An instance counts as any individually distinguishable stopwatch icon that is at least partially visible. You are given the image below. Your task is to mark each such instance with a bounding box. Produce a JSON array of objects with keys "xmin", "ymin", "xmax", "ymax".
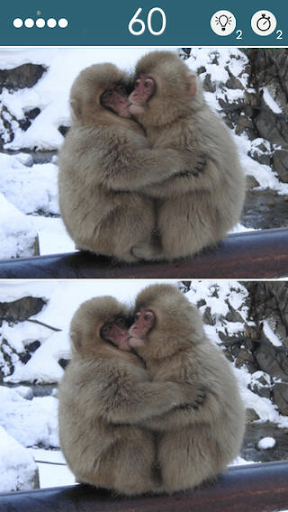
[
  {"xmin": 256, "ymin": 13, "xmax": 271, "ymax": 32},
  {"xmin": 251, "ymin": 10, "xmax": 276, "ymax": 36}
]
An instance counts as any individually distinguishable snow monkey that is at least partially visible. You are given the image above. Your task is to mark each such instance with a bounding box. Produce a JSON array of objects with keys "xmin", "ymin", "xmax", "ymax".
[
  {"xmin": 58, "ymin": 296, "xmax": 205, "ymax": 495},
  {"xmin": 129, "ymin": 284, "xmax": 246, "ymax": 492},
  {"xmin": 58, "ymin": 63, "xmax": 204, "ymax": 262},
  {"xmin": 129, "ymin": 51, "xmax": 246, "ymax": 261}
]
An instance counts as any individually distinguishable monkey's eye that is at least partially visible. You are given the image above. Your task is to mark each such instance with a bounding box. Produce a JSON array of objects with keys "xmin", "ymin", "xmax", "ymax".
[
  {"xmin": 115, "ymin": 317, "xmax": 127, "ymax": 328},
  {"xmin": 101, "ymin": 323, "xmax": 112, "ymax": 335},
  {"xmin": 134, "ymin": 79, "xmax": 141, "ymax": 88},
  {"xmin": 144, "ymin": 78, "xmax": 154, "ymax": 89},
  {"xmin": 115, "ymin": 84, "xmax": 126, "ymax": 96},
  {"xmin": 144, "ymin": 311, "xmax": 154, "ymax": 321},
  {"xmin": 134, "ymin": 311, "xmax": 141, "ymax": 321},
  {"xmin": 101, "ymin": 90, "xmax": 113, "ymax": 103}
]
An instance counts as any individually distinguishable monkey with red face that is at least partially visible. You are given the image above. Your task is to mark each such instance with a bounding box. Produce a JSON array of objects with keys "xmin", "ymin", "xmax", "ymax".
[
  {"xmin": 58, "ymin": 63, "xmax": 203, "ymax": 262},
  {"xmin": 129, "ymin": 284, "xmax": 246, "ymax": 492},
  {"xmin": 129, "ymin": 51, "xmax": 246, "ymax": 261},
  {"xmin": 58, "ymin": 295, "xmax": 204, "ymax": 495}
]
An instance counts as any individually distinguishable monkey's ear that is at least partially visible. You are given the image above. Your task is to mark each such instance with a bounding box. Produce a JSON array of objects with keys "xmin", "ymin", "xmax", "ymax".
[
  {"xmin": 71, "ymin": 330, "xmax": 82, "ymax": 352},
  {"xmin": 187, "ymin": 75, "xmax": 197, "ymax": 97},
  {"xmin": 70, "ymin": 98, "xmax": 82, "ymax": 119}
]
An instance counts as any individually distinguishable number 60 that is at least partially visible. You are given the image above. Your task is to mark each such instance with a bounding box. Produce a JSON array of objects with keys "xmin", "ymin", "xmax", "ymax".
[{"xmin": 128, "ymin": 7, "xmax": 166, "ymax": 36}]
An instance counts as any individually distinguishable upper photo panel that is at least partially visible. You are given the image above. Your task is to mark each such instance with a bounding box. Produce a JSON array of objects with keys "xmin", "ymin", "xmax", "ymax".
[{"xmin": 0, "ymin": 47, "xmax": 287, "ymax": 278}]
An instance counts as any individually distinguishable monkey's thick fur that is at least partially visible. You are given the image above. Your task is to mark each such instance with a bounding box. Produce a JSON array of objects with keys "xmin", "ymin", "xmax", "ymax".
[
  {"xmin": 132, "ymin": 284, "xmax": 246, "ymax": 493},
  {"xmin": 131, "ymin": 51, "xmax": 246, "ymax": 261},
  {"xmin": 58, "ymin": 296, "xmax": 199, "ymax": 496},
  {"xmin": 58, "ymin": 63, "xmax": 194, "ymax": 262}
]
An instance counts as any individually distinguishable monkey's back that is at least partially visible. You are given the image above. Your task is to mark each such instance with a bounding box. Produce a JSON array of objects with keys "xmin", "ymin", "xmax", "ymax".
[
  {"xmin": 58, "ymin": 124, "xmax": 154, "ymax": 258},
  {"xmin": 58, "ymin": 356, "xmax": 149, "ymax": 482}
]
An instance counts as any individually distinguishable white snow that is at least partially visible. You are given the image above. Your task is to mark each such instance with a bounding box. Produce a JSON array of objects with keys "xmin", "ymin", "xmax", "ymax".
[
  {"xmin": 27, "ymin": 448, "xmax": 75, "ymax": 488},
  {"xmin": 257, "ymin": 437, "xmax": 276, "ymax": 450},
  {"xmin": 0, "ymin": 425, "xmax": 38, "ymax": 492},
  {"xmin": 262, "ymin": 320, "xmax": 283, "ymax": 347},
  {"xmin": 0, "ymin": 386, "xmax": 59, "ymax": 447},
  {"xmin": 0, "ymin": 154, "xmax": 59, "ymax": 215},
  {"xmin": 262, "ymin": 87, "xmax": 282, "ymax": 114},
  {"xmin": 0, "ymin": 192, "xmax": 38, "ymax": 260}
]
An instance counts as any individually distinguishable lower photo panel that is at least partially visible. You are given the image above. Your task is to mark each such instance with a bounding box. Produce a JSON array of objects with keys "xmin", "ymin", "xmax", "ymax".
[{"xmin": 0, "ymin": 278, "xmax": 287, "ymax": 512}]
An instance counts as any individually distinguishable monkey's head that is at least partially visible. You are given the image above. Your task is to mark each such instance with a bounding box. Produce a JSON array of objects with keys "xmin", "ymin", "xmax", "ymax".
[
  {"xmin": 129, "ymin": 51, "xmax": 204, "ymax": 127},
  {"xmin": 70, "ymin": 63, "xmax": 132, "ymax": 126},
  {"xmin": 129, "ymin": 284, "xmax": 205, "ymax": 361},
  {"xmin": 70, "ymin": 296, "xmax": 131, "ymax": 359}
]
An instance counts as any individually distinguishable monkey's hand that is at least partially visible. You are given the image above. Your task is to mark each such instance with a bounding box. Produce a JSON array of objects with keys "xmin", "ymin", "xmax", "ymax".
[
  {"xmin": 177, "ymin": 382, "xmax": 206, "ymax": 410},
  {"xmin": 141, "ymin": 383, "xmax": 207, "ymax": 431},
  {"xmin": 182, "ymin": 151, "xmax": 206, "ymax": 177}
]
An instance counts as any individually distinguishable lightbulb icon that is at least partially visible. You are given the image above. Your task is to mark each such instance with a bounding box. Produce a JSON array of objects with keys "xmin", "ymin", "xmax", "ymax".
[
  {"xmin": 210, "ymin": 10, "xmax": 236, "ymax": 36},
  {"xmin": 219, "ymin": 14, "xmax": 230, "ymax": 31}
]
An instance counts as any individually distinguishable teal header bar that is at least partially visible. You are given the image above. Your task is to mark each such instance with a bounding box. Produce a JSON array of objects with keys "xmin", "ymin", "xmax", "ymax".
[{"xmin": 0, "ymin": 0, "xmax": 287, "ymax": 46}]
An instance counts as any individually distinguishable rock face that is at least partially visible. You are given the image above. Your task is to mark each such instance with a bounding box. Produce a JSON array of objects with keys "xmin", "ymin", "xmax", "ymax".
[
  {"xmin": 273, "ymin": 384, "xmax": 288, "ymax": 415},
  {"xmin": 224, "ymin": 282, "xmax": 288, "ymax": 419},
  {"xmin": 242, "ymin": 422, "xmax": 288, "ymax": 463},
  {"xmin": 181, "ymin": 281, "xmax": 288, "ymax": 432},
  {"xmin": 0, "ymin": 296, "xmax": 46, "ymax": 324},
  {"xmin": 245, "ymin": 282, "xmax": 288, "ymax": 348},
  {"xmin": 0, "ymin": 64, "xmax": 46, "ymax": 147},
  {"xmin": 200, "ymin": 48, "xmax": 288, "ymax": 229},
  {"xmin": 0, "ymin": 296, "xmax": 47, "ymax": 381},
  {"xmin": 0, "ymin": 64, "xmax": 46, "ymax": 92}
]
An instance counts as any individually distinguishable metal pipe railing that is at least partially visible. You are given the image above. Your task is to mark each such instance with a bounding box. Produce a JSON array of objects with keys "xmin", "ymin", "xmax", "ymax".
[
  {"xmin": 0, "ymin": 461, "xmax": 287, "ymax": 512},
  {"xmin": 0, "ymin": 228, "xmax": 288, "ymax": 279}
]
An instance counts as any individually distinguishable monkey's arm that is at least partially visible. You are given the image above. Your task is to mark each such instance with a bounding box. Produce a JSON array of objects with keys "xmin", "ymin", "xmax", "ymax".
[
  {"xmin": 100, "ymin": 145, "xmax": 201, "ymax": 192},
  {"xmin": 141, "ymin": 156, "xmax": 221, "ymax": 198},
  {"xmin": 141, "ymin": 118, "xmax": 239, "ymax": 198},
  {"xmin": 97, "ymin": 370, "xmax": 204, "ymax": 424},
  {"xmin": 142, "ymin": 388, "xmax": 220, "ymax": 430},
  {"xmin": 63, "ymin": 127, "xmax": 199, "ymax": 191}
]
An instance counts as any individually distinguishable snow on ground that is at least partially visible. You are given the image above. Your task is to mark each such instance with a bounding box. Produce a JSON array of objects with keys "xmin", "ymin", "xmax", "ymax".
[
  {"xmin": 27, "ymin": 448, "xmax": 75, "ymax": 488},
  {"xmin": 0, "ymin": 386, "xmax": 58, "ymax": 447},
  {"xmin": 0, "ymin": 279, "xmax": 287, "ymax": 490},
  {"xmin": 0, "ymin": 192, "xmax": 38, "ymax": 259},
  {"xmin": 0, "ymin": 47, "xmax": 288, "ymax": 259},
  {"xmin": 0, "ymin": 425, "xmax": 38, "ymax": 492}
]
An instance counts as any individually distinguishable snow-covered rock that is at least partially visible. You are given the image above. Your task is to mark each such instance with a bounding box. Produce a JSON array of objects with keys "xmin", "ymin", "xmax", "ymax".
[
  {"xmin": 0, "ymin": 425, "xmax": 39, "ymax": 492},
  {"xmin": 0, "ymin": 193, "xmax": 38, "ymax": 259}
]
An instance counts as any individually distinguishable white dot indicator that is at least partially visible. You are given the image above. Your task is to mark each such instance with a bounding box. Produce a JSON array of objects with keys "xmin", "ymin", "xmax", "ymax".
[
  {"xmin": 251, "ymin": 11, "xmax": 277, "ymax": 36},
  {"xmin": 210, "ymin": 10, "xmax": 236, "ymax": 36},
  {"xmin": 47, "ymin": 18, "xmax": 57, "ymax": 28},
  {"xmin": 24, "ymin": 18, "xmax": 34, "ymax": 28},
  {"xmin": 36, "ymin": 18, "xmax": 45, "ymax": 28},
  {"xmin": 58, "ymin": 18, "xmax": 68, "ymax": 28},
  {"xmin": 13, "ymin": 18, "xmax": 23, "ymax": 28}
]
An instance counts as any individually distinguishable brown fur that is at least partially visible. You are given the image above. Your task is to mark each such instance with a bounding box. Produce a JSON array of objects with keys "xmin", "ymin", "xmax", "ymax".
[
  {"xmin": 58, "ymin": 63, "xmax": 195, "ymax": 262},
  {"xmin": 130, "ymin": 51, "xmax": 246, "ymax": 260},
  {"xmin": 131, "ymin": 284, "xmax": 246, "ymax": 492},
  {"xmin": 58, "ymin": 295, "xmax": 198, "ymax": 495}
]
